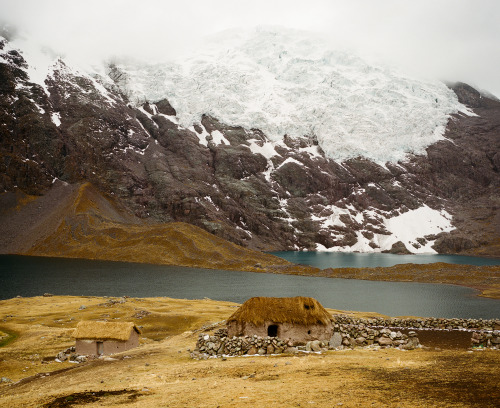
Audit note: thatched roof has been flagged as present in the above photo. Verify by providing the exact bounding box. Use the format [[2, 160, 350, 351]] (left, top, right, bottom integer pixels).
[[227, 297, 332, 326], [73, 321, 141, 341]]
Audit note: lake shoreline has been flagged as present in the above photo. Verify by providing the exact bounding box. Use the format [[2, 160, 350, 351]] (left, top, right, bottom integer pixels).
[[264, 262, 500, 300], [3, 253, 499, 302]]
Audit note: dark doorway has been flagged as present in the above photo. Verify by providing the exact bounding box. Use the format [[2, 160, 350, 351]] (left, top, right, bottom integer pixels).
[[268, 324, 278, 337]]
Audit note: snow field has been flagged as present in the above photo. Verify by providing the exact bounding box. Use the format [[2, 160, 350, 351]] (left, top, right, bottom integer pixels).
[[315, 204, 454, 254], [107, 27, 473, 164]]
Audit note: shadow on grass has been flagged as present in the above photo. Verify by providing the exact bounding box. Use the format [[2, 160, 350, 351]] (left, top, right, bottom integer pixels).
[[43, 389, 145, 407]]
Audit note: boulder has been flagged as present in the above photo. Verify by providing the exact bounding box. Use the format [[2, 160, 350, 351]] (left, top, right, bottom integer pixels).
[[310, 340, 322, 352], [56, 351, 68, 361], [383, 241, 411, 254], [405, 337, 420, 349], [355, 336, 366, 345], [377, 337, 393, 346], [329, 332, 342, 348]]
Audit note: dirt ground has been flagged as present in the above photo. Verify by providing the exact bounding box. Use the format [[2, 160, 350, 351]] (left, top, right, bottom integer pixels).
[[0, 296, 499, 408]]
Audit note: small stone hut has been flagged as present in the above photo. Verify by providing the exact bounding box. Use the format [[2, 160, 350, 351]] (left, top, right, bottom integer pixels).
[[227, 296, 333, 345], [73, 321, 141, 356]]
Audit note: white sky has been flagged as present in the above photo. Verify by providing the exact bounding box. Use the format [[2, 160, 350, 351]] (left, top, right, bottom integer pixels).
[[1, 0, 499, 97]]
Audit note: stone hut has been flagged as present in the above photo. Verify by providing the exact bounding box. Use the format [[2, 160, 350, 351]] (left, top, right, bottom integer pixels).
[[73, 321, 141, 356], [227, 296, 333, 345]]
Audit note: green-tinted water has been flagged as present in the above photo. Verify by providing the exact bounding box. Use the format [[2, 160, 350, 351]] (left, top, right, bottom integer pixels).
[[1, 255, 499, 319], [270, 251, 500, 269]]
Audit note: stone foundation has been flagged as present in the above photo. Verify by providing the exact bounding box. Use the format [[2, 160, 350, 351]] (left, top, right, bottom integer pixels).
[[192, 325, 420, 359], [193, 316, 500, 358]]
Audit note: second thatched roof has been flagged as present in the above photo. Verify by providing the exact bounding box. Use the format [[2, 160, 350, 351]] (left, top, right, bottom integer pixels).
[[73, 321, 141, 341], [227, 296, 332, 326]]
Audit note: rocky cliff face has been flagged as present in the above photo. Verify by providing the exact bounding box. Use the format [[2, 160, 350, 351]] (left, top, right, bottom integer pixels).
[[1, 37, 499, 255]]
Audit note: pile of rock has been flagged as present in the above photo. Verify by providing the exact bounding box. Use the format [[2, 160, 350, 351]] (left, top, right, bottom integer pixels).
[[98, 297, 127, 307], [471, 331, 500, 348], [193, 328, 294, 358], [332, 324, 420, 349], [55, 347, 87, 363], [333, 315, 499, 331]]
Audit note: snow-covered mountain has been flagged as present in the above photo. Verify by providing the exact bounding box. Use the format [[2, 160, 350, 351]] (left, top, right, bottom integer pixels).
[[1, 28, 499, 256], [105, 27, 472, 164]]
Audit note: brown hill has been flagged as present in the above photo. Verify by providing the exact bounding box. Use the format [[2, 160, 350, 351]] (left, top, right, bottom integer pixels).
[[0, 182, 315, 273]]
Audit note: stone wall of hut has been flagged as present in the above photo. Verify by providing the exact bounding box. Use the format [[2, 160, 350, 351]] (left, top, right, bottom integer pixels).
[[193, 315, 500, 359], [193, 326, 419, 359], [227, 320, 333, 345], [75, 331, 139, 356]]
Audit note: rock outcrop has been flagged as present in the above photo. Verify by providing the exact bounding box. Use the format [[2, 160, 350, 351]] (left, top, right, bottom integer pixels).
[[1, 38, 499, 255]]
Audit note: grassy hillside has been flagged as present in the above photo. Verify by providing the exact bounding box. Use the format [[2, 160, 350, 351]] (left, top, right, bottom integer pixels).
[[2, 182, 316, 274]]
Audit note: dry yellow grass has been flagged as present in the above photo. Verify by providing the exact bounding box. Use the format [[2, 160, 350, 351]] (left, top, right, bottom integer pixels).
[[21, 183, 313, 274], [0, 296, 499, 408]]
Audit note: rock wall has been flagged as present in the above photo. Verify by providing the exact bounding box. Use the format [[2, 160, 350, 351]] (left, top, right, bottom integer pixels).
[[192, 328, 293, 358], [193, 316, 500, 358], [332, 324, 420, 349], [333, 315, 500, 331], [333, 315, 499, 349], [471, 331, 500, 348], [192, 325, 421, 359]]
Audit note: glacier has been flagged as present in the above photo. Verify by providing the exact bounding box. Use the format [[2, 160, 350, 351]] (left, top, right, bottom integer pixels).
[[106, 27, 472, 164], [7, 27, 473, 164]]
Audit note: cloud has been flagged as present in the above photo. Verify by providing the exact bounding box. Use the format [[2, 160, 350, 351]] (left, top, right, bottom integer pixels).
[[1, 0, 499, 96]]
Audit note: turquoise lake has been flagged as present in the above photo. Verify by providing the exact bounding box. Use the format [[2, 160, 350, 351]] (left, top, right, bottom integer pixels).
[[270, 251, 500, 269]]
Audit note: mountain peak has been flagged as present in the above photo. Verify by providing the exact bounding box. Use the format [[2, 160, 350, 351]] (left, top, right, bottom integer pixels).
[[107, 27, 473, 164]]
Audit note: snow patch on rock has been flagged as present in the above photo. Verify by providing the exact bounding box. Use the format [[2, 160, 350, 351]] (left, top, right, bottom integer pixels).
[[50, 112, 61, 127], [211, 130, 230, 146], [248, 139, 280, 159], [315, 204, 454, 254], [383, 205, 454, 253]]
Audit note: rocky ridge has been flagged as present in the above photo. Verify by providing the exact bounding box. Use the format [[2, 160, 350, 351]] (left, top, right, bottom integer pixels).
[[1, 37, 499, 255]]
